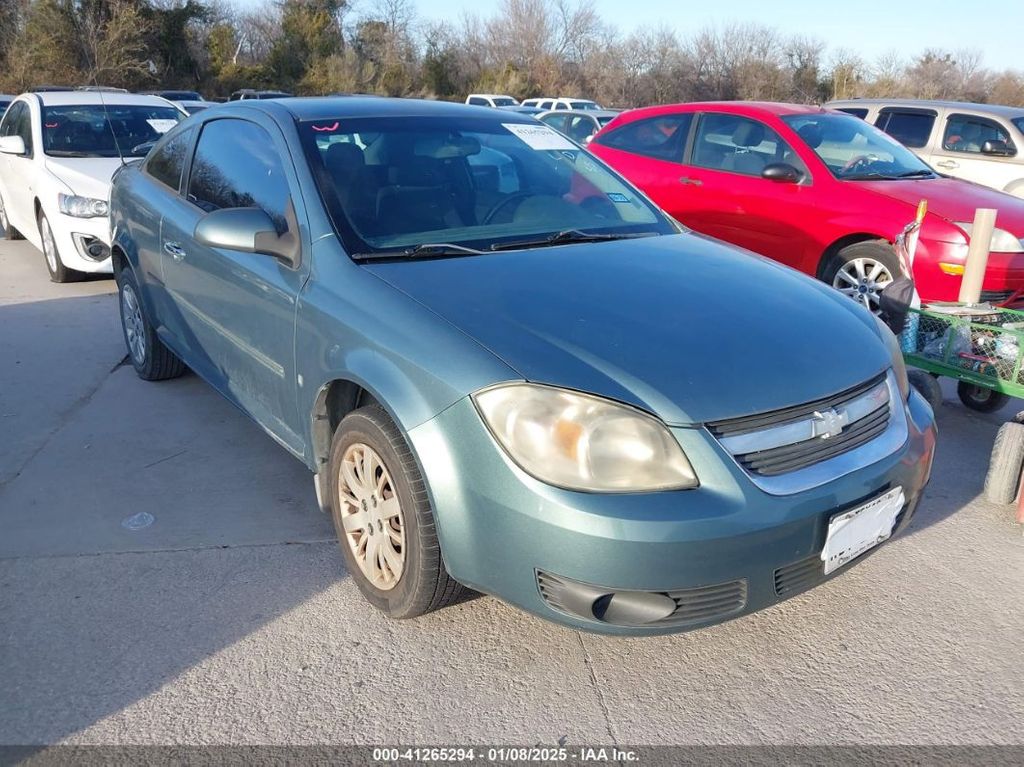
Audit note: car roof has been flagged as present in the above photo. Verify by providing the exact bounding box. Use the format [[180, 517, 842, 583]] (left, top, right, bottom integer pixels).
[[539, 109, 619, 118], [238, 96, 541, 122], [27, 91, 180, 108], [468, 94, 514, 99], [615, 101, 831, 122], [827, 98, 1024, 119]]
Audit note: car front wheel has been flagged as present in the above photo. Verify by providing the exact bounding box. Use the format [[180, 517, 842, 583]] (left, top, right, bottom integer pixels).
[[117, 268, 186, 381], [38, 211, 82, 283], [328, 405, 466, 619], [823, 240, 899, 314]]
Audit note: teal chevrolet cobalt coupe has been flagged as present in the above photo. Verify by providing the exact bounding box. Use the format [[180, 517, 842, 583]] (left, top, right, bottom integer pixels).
[[109, 98, 936, 635]]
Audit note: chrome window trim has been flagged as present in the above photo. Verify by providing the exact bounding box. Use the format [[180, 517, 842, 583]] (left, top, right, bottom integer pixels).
[[707, 371, 907, 496]]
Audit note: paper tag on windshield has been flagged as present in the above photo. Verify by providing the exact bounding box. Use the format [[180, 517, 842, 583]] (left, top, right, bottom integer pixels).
[[503, 123, 576, 151], [146, 119, 178, 134]]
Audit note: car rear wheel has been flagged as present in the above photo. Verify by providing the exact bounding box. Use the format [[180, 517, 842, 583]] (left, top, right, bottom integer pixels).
[[823, 241, 898, 314], [0, 192, 24, 240], [38, 211, 82, 283], [116, 268, 186, 381], [328, 405, 467, 619]]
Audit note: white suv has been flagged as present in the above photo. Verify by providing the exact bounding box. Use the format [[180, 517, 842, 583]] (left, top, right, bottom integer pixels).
[[0, 90, 183, 281], [828, 98, 1024, 198], [464, 94, 519, 108]]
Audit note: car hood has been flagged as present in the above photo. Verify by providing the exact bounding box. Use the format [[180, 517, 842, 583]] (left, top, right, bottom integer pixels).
[[855, 176, 1024, 236], [365, 234, 890, 425], [45, 157, 123, 199]]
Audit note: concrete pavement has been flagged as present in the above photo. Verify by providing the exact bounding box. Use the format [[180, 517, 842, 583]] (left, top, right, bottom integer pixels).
[[1, 238, 1022, 747]]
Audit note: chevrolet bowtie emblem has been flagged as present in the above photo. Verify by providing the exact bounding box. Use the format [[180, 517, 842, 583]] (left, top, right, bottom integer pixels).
[[811, 408, 849, 440]]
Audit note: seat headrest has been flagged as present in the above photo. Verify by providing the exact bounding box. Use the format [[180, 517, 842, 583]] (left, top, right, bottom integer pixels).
[[325, 142, 365, 174], [732, 121, 765, 148], [798, 123, 824, 149]]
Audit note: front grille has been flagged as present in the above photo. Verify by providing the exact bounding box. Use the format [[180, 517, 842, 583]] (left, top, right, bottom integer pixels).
[[537, 571, 747, 628], [774, 556, 823, 596], [708, 373, 890, 477], [981, 289, 1014, 305]]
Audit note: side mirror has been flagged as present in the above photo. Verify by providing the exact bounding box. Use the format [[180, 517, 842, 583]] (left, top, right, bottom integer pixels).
[[194, 201, 300, 267], [0, 135, 26, 156], [981, 139, 1014, 157], [761, 162, 803, 183]]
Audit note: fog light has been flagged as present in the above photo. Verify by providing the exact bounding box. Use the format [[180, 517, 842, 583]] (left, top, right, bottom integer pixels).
[[72, 233, 111, 262]]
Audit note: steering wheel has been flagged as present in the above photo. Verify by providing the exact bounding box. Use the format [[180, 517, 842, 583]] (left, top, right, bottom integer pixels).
[[483, 192, 535, 225], [841, 154, 880, 174]]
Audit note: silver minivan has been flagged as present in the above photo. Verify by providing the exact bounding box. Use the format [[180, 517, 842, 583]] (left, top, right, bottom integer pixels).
[[828, 98, 1024, 198]]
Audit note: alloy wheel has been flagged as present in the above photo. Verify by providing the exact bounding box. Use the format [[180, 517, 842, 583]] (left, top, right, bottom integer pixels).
[[832, 257, 894, 312], [337, 442, 406, 590], [40, 217, 58, 273], [121, 282, 146, 364]]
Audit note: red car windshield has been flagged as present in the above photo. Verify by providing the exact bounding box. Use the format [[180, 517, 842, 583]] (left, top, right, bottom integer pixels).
[[782, 113, 935, 180]]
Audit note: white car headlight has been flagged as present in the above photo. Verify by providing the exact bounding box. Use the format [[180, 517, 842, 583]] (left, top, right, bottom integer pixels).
[[955, 222, 1024, 253], [473, 383, 698, 492], [872, 313, 909, 400], [58, 193, 108, 218]]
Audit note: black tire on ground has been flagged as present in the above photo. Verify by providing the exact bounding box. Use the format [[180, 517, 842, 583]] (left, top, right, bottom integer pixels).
[[984, 422, 1024, 505], [820, 240, 901, 311], [116, 267, 186, 381], [908, 369, 943, 412], [329, 405, 467, 619], [957, 382, 1010, 413], [0, 192, 24, 240], [37, 210, 83, 283]]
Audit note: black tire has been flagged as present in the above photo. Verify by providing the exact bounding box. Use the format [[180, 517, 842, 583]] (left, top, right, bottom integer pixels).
[[0, 192, 23, 240], [957, 382, 1010, 413], [38, 210, 83, 283], [820, 240, 900, 313], [328, 405, 466, 619], [984, 422, 1024, 505], [908, 369, 943, 412], [116, 268, 186, 381]]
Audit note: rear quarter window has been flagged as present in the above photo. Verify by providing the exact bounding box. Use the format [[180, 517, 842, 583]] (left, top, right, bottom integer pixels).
[[593, 114, 691, 162]]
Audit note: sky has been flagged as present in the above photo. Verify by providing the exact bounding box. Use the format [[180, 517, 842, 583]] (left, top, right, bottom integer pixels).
[[374, 0, 1022, 73]]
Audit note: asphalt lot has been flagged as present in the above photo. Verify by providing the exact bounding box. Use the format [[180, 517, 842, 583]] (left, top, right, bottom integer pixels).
[[1, 236, 1022, 748]]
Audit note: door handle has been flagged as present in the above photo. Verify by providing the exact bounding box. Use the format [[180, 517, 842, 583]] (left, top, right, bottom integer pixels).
[[679, 176, 703, 186], [935, 160, 958, 169], [163, 241, 186, 261]]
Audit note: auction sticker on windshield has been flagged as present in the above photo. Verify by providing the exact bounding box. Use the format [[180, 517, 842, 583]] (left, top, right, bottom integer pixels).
[[146, 119, 178, 133], [503, 123, 576, 151], [821, 486, 904, 574]]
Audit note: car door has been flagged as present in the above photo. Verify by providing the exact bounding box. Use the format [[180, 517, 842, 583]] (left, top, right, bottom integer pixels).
[[161, 115, 309, 455], [672, 112, 819, 268], [0, 101, 39, 234], [927, 112, 1021, 192], [590, 112, 694, 214]]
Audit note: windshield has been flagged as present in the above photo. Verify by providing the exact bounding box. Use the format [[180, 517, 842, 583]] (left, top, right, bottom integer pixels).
[[492, 98, 517, 107], [782, 113, 936, 180], [300, 115, 674, 255], [42, 104, 182, 158], [570, 101, 600, 110]]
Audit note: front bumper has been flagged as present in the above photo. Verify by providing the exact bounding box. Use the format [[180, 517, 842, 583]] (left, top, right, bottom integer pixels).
[[47, 209, 112, 274], [408, 390, 936, 636], [917, 240, 1024, 303]]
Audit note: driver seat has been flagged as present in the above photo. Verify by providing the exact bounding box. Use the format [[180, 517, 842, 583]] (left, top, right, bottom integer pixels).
[[724, 122, 767, 175]]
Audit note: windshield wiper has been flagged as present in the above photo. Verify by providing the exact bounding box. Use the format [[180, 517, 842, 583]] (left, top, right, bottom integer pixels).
[[352, 242, 487, 261], [489, 229, 658, 252], [896, 170, 935, 178]]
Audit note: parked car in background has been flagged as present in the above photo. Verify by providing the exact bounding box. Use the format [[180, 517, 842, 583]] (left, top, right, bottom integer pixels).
[[521, 97, 556, 109], [591, 101, 1024, 308], [142, 90, 208, 115], [108, 96, 934, 635], [0, 90, 182, 281], [229, 89, 293, 101], [540, 109, 620, 143], [828, 98, 1024, 199], [549, 98, 602, 111], [0, 96, 12, 118], [464, 94, 519, 108]]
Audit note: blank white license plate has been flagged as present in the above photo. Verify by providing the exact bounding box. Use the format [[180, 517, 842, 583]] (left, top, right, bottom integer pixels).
[[821, 487, 905, 575]]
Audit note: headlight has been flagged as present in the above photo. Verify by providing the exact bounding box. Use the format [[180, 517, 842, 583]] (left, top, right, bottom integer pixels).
[[872, 314, 909, 400], [58, 194, 108, 218], [473, 383, 698, 492], [954, 222, 1024, 253]]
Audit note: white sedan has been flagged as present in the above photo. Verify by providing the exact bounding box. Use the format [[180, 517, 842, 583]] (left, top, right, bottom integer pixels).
[[0, 90, 183, 282]]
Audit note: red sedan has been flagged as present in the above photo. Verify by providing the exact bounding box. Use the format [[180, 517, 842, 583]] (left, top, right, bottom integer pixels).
[[590, 101, 1024, 308]]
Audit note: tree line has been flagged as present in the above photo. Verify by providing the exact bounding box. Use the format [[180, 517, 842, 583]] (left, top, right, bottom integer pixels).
[[1, 0, 1023, 107]]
